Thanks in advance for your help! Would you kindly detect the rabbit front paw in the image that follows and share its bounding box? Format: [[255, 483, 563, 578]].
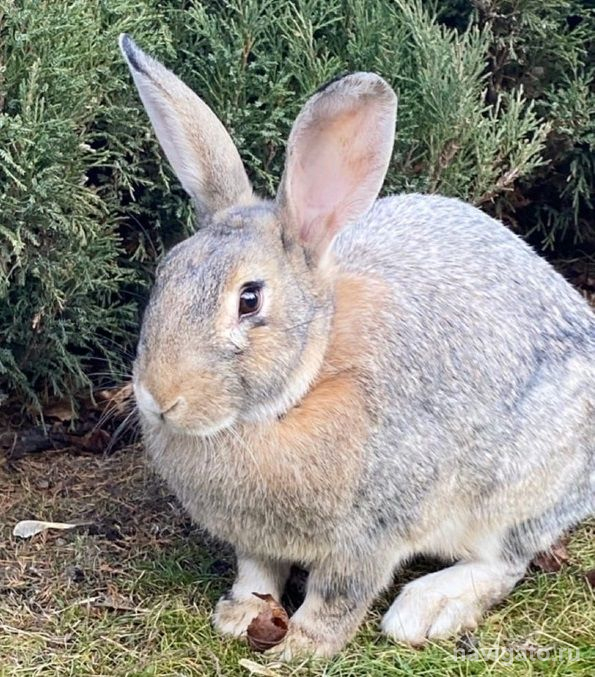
[[213, 593, 270, 638], [213, 556, 291, 638], [265, 621, 339, 661]]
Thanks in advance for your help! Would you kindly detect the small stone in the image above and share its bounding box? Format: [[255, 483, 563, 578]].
[[66, 565, 85, 583], [456, 632, 479, 655]]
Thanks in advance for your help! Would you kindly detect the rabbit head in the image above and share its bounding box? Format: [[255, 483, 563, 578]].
[[119, 35, 397, 436]]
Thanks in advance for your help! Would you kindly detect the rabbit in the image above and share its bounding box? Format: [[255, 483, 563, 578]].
[[119, 34, 595, 659]]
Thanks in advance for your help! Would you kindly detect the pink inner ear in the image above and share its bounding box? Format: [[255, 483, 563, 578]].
[[296, 134, 347, 243], [289, 104, 387, 256]]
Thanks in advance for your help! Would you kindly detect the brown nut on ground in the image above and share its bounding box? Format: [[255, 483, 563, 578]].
[[246, 593, 289, 652]]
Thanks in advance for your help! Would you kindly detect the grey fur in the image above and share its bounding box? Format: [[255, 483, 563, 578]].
[[121, 37, 594, 657], [335, 194, 594, 538]]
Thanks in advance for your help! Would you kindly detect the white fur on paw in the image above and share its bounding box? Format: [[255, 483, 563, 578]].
[[212, 595, 268, 638], [381, 563, 509, 646], [265, 623, 335, 661]]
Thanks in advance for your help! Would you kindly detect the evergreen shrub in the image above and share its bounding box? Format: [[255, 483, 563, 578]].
[[0, 0, 591, 410]]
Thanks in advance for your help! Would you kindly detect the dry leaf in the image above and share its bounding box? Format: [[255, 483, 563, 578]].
[[44, 401, 74, 422], [96, 383, 133, 415], [238, 658, 283, 676], [246, 593, 289, 652], [93, 593, 138, 612], [13, 519, 91, 539], [532, 541, 570, 573], [70, 428, 111, 453]]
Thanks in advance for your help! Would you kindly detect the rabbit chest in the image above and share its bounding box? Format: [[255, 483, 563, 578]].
[[146, 416, 366, 562]]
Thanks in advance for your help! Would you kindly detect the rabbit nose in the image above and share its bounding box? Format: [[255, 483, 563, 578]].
[[134, 382, 160, 416], [134, 382, 182, 420]]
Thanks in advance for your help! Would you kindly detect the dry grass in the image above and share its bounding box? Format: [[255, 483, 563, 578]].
[[0, 447, 593, 676]]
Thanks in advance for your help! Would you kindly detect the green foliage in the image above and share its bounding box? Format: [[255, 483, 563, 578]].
[[0, 0, 591, 409], [466, 0, 595, 253], [0, 0, 192, 408]]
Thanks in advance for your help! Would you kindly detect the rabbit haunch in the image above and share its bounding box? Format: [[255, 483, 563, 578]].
[[120, 34, 595, 659]]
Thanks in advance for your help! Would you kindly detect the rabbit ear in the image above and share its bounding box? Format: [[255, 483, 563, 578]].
[[277, 73, 397, 262], [119, 34, 252, 217]]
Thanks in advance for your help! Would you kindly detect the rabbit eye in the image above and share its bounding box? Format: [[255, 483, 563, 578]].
[[239, 284, 262, 318]]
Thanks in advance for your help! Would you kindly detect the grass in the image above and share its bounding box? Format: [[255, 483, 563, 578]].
[[0, 447, 593, 676]]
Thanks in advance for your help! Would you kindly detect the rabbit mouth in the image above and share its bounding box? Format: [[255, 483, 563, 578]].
[[166, 413, 238, 438], [134, 381, 238, 437], [140, 405, 238, 438]]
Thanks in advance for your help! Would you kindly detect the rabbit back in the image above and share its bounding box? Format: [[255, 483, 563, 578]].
[[330, 193, 594, 556]]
